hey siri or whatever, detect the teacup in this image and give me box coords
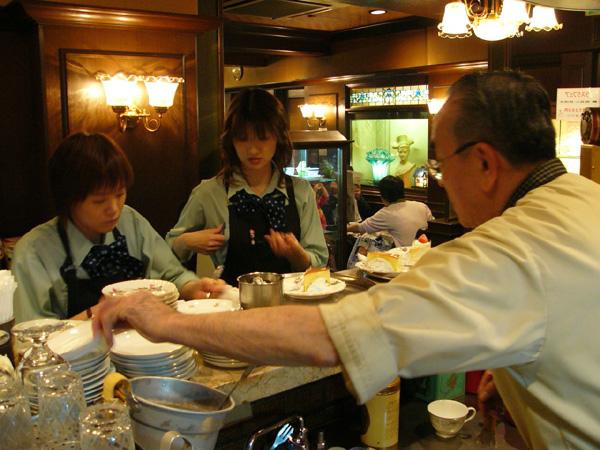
[427,399,476,439]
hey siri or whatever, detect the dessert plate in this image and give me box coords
[111,330,183,358]
[175,299,239,314]
[283,274,346,300]
[48,320,109,361]
[355,260,409,280]
[102,279,178,299]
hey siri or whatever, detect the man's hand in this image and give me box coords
[92,292,179,347]
[180,278,226,300]
[182,225,226,254]
[264,229,310,270]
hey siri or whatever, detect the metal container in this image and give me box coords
[126,377,235,450]
[237,272,284,309]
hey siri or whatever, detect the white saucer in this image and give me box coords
[283,274,346,300]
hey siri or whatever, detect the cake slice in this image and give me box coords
[367,252,401,273]
[407,234,431,265]
[303,267,331,292]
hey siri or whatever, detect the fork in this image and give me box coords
[270,423,293,450]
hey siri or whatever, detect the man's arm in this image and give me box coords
[93,292,340,367]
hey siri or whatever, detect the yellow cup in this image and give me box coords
[360,378,400,449]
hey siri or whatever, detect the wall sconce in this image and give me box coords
[298,103,328,131]
[97,73,184,133]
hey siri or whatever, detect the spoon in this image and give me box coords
[218,364,255,409]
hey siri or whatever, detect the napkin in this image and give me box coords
[0,270,17,323]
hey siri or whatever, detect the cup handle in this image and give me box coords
[464,406,477,423]
[160,431,193,450]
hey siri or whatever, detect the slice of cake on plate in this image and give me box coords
[366,252,401,273]
[303,267,331,292]
[407,234,431,265]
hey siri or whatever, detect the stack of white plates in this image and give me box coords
[102,279,179,307]
[175,300,249,369]
[48,321,111,405]
[110,330,196,379]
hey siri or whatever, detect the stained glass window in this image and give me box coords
[349,85,429,107]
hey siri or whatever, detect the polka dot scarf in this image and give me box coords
[81,232,145,279]
[229,189,287,230]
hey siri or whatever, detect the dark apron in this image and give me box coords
[221,175,301,286]
[58,223,146,317]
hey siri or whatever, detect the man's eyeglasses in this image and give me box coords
[426,141,479,182]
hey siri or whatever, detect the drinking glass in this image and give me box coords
[0,369,34,449]
[12,319,70,413]
[37,368,86,448]
[80,402,135,450]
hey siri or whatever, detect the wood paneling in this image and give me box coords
[1,1,221,236]
[21,0,219,33]
[41,25,201,235]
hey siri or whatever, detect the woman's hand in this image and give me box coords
[180,278,226,300]
[264,229,310,270]
[180,225,226,254]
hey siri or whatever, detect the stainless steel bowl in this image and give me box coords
[237,272,283,309]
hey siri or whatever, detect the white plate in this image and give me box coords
[283,274,346,300]
[111,350,194,370]
[175,299,239,314]
[355,260,410,279]
[111,330,183,358]
[48,321,109,361]
[102,279,178,299]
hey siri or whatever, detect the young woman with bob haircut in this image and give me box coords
[13,132,223,322]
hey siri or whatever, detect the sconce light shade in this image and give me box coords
[98,73,137,107]
[144,76,184,109]
[96,73,184,133]
[298,103,328,130]
[427,98,447,115]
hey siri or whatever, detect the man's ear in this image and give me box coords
[474,143,500,194]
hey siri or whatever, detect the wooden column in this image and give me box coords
[196,0,224,180]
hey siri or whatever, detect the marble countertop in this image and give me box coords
[191,362,341,404]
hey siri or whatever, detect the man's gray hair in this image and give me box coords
[448,71,556,166]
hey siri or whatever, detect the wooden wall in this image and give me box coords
[0,2,220,237]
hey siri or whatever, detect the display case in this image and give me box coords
[288,130,352,270]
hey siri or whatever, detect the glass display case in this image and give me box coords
[348,111,429,189]
[288,130,351,270]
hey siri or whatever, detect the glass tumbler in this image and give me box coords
[0,370,34,449]
[37,368,86,447]
[80,402,135,450]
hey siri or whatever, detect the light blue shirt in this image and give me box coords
[166,170,328,269]
[13,205,198,322]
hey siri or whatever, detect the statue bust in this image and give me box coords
[392,135,415,187]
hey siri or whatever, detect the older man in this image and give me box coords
[95,71,600,449]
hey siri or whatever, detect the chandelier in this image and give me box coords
[438,0,563,41]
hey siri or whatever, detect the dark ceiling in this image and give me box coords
[222,0,446,66]
[221,0,600,67]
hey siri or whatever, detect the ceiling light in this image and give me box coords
[369,9,387,15]
[437,0,562,41]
